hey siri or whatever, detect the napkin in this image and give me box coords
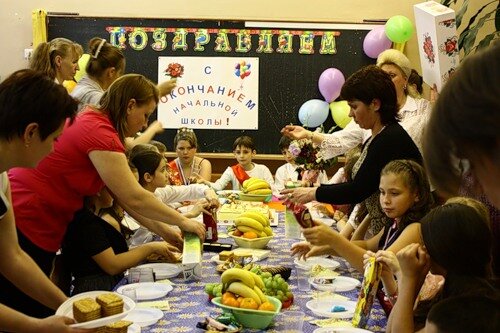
[136,300,170,311]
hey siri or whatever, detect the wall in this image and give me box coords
[1,0,425,81]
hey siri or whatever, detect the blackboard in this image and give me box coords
[48,16,375,153]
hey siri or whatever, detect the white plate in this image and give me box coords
[309,276,361,292]
[117,282,173,301]
[294,256,341,270]
[124,307,163,327]
[55,290,135,329]
[135,263,182,279]
[313,327,373,333]
[309,207,335,227]
[306,299,357,318]
[128,323,141,333]
[210,254,225,265]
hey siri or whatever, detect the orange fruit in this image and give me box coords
[222,296,240,308]
[239,297,259,310]
[258,301,275,311]
[222,291,236,304]
[242,231,258,239]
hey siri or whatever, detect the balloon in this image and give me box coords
[235,69,240,77]
[318,68,345,103]
[363,26,392,59]
[385,15,414,43]
[330,101,352,129]
[63,80,77,93]
[298,99,330,128]
[74,53,90,82]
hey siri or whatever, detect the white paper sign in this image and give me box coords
[157,56,259,129]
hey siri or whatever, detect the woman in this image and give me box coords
[0,70,88,331]
[5,74,205,316]
[424,42,500,209]
[282,49,430,158]
[282,65,422,236]
[29,38,81,84]
[169,127,212,185]
[71,37,174,148]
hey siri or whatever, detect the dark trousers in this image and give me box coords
[0,229,56,318]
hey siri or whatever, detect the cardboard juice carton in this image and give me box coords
[414,1,460,91]
[352,257,382,328]
[181,232,203,280]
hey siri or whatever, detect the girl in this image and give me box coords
[62,187,176,295]
[128,146,219,246]
[29,37,81,84]
[387,199,496,333]
[169,127,212,185]
[291,159,433,274]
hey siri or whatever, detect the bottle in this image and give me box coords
[202,207,218,242]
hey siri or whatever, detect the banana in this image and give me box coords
[259,231,268,238]
[227,282,262,305]
[263,226,273,236]
[234,217,264,231]
[221,268,255,289]
[248,271,265,290]
[241,211,269,226]
[245,181,270,193]
[253,286,268,304]
[236,225,262,235]
[248,188,272,195]
[243,177,261,189]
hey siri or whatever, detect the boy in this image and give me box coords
[274,136,301,195]
[202,136,274,191]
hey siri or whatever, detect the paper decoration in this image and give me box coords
[214,29,232,52]
[276,30,293,53]
[172,28,188,51]
[235,29,252,53]
[129,29,147,51]
[194,29,210,51]
[152,28,167,51]
[256,30,273,53]
[299,31,315,54]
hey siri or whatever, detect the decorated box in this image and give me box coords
[352,257,382,328]
[414,1,460,91]
[181,232,203,280]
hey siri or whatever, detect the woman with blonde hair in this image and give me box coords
[6,74,205,316]
[29,37,81,84]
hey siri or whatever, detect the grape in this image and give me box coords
[204,283,215,295]
[286,291,293,299]
[273,274,282,281]
[277,290,284,297]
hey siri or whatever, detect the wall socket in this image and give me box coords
[24,48,33,60]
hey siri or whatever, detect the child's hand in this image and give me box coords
[147,120,164,135]
[373,250,401,279]
[188,200,210,217]
[158,78,177,97]
[397,243,430,281]
[302,222,337,247]
[290,242,311,259]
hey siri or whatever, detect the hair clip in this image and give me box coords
[177,127,194,133]
[92,39,106,59]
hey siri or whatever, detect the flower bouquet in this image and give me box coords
[288,138,337,171]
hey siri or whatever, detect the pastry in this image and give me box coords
[96,293,124,317]
[73,298,101,323]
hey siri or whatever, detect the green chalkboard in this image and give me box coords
[48,16,374,153]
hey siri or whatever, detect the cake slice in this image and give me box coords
[73,298,101,323]
[96,293,124,317]
[103,320,133,333]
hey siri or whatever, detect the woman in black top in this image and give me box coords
[283,65,422,236]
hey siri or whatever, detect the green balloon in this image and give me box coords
[74,53,90,82]
[385,15,414,43]
[329,101,351,129]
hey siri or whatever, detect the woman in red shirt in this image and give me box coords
[6,74,205,317]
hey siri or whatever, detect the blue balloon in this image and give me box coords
[298,99,330,128]
[235,69,240,77]
[247,64,251,69]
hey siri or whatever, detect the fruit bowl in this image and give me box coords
[211,296,281,329]
[238,193,272,202]
[229,232,273,249]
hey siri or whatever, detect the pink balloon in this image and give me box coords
[363,26,392,59]
[318,68,345,103]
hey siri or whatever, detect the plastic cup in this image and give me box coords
[139,267,155,282]
[128,268,141,283]
[121,287,137,302]
[279,310,305,332]
[296,266,311,292]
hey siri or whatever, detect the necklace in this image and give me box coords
[383,219,399,250]
[176,158,194,185]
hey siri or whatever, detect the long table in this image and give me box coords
[116,205,387,332]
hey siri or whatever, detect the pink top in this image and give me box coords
[9,107,125,252]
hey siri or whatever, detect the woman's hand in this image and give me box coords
[32,316,96,333]
[180,218,206,241]
[280,187,316,204]
[302,222,338,247]
[187,200,210,218]
[281,125,308,140]
[155,225,183,250]
[291,242,332,260]
[204,189,220,208]
[147,120,164,136]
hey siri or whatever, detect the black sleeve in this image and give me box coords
[316,124,421,205]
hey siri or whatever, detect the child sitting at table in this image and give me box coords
[61,186,177,295]
[127,144,219,246]
[198,135,275,191]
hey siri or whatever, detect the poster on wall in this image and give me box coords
[157,56,259,130]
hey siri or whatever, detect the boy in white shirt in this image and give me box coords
[201,136,274,191]
[274,136,300,196]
